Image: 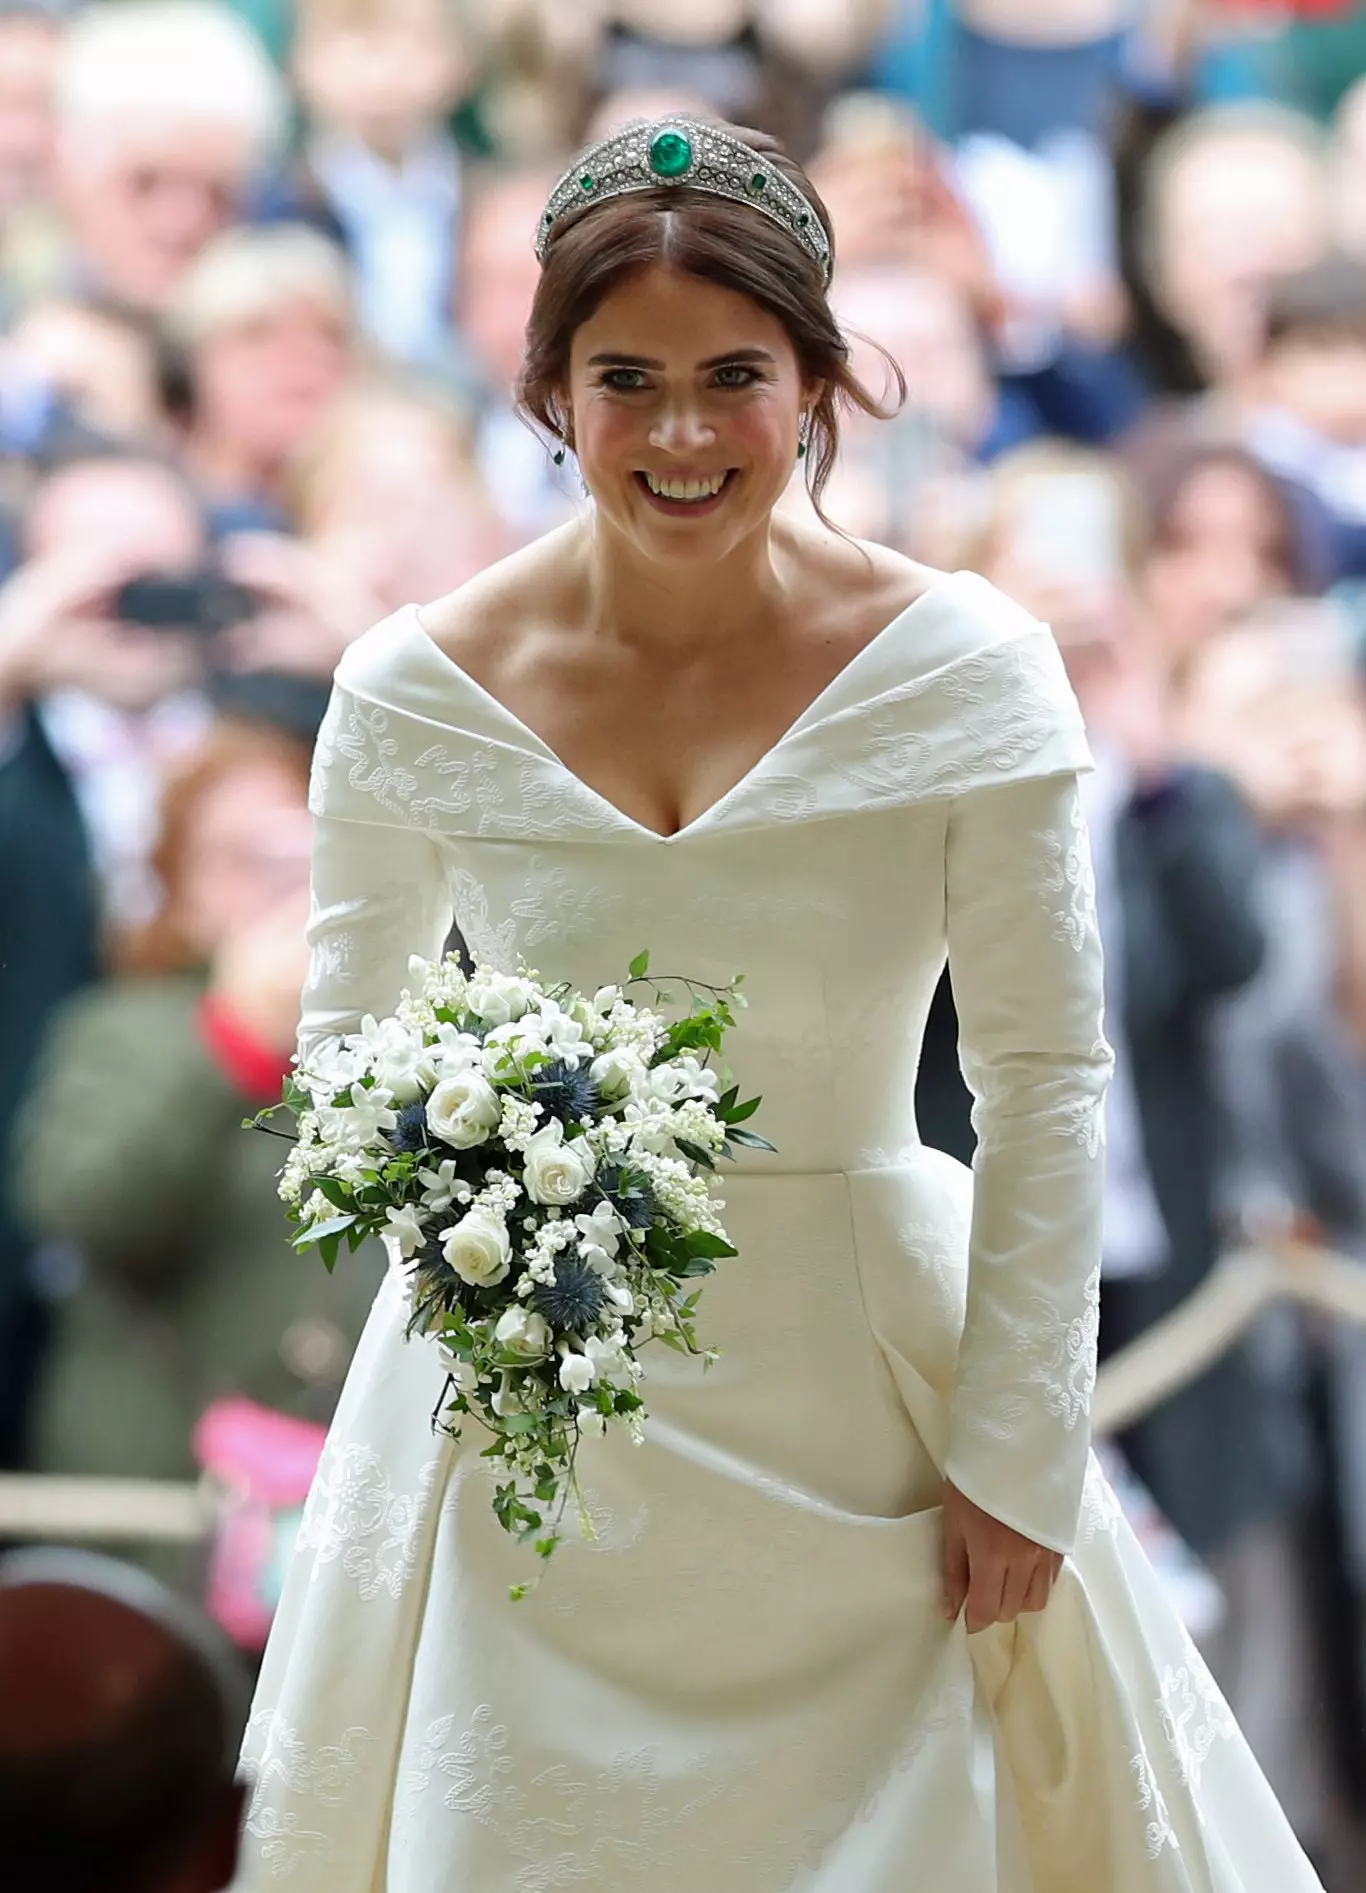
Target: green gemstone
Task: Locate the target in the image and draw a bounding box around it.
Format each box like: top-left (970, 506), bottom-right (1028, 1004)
top-left (798, 212), bottom-right (810, 226)
top-left (579, 173), bottom-right (595, 192)
top-left (750, 172), bottom-right (767, 192)
top-left (649, 131), bottom-right (693, 179)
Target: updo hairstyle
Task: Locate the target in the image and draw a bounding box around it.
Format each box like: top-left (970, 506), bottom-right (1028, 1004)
top-left (517, 125), bottom-right (904, 522)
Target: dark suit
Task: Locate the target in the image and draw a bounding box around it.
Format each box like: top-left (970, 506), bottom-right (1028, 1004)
top-left (0, 708), bottom-right (100, 1463)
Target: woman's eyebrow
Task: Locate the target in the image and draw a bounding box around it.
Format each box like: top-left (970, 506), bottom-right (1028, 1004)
top-left (585, 348), bottom-right (778, 370)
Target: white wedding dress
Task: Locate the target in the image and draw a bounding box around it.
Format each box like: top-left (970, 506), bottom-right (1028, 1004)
top-left (241, 571), bottom-right (1324, 1892)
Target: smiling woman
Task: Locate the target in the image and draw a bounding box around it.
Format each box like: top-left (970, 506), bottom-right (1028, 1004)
top-left (518, 123), bottom-right (902, 524)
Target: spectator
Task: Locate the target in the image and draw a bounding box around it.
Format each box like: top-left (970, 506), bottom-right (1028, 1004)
top-left (0, 450), bottom-right (209, 1466)
top-left (266, 0), bottom-right (482, 369)
top-left (455, 164), bottom-right (578, 539)
top-left (0, 0), bottom-right (63, 221)
top-left (0, 295), bottom-right (165, 456)
top-left (20, 0), bottom-right (285, 314)
top-left (0, 1546), bottom-right (250, 1893)
top-left (1139, 103), bottom-right (1334, 391)
top-left (287, 368), bottom-right (513, 614)
top-left (163, 223), bottom-right (355, 533)
top-left (1240, 255), bottom-right (1366, 580)
top-left (13, 721), bottom-right (381, 1590)
top-left (1125, 436), bottom-right (1320, 675)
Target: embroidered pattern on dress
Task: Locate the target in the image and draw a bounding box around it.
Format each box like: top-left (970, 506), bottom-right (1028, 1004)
top-left (294, 1440), bottom-right (439, 1600)
top-left (1159, 1659), bottom-right (1237, 1792)
top-left (1130, 1743), bottom-right (1179, 1859)
top-left (242, 1712), bottom-right (374, 1879)
top-left (510, 858), bottom-right (625, 949)
top-left (1037, 797), bottom-right (1098, 953)
top-left (447, 866), bottom-right (519, 969)
top-left (1077, 1454), bottom-right (1124, 1543)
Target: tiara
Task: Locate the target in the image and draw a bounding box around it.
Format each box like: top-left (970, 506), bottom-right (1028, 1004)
top-left (535, 119), bottom-right (833, 287)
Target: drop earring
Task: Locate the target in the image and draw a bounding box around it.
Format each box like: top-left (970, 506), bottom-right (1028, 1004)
top-left (553, 446), bottom-right (567, 467)
top-left (796, 415), bottom-right (810, 461)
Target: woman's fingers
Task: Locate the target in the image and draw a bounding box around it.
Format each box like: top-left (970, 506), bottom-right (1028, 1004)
top-left (942, 1515), bottom-right (970, 1623)
top-left (964, 1558), bottom-right (1008, 1635)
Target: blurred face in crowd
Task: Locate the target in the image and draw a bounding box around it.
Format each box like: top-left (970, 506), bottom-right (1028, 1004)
top-left (24, 458), bottom-right (206, 709)
top-left (0, 11), bottom-right (60, 213)
top-left (5, 298), bottom-right (161, 444)
top-left (833, 265), bottom-right (993, 451)
top-left (459, 173), bottom-right (554, 393)
top-left (300, 392), bottom-right (512, 607)
top-left (191, 295), bottom-right (352, 484)
top-left (566, 264), bottom-right (814, 571)
top-left (294, 0), bottom-right (471, 158)
top-left (1151, 129), bottom-right (1331, 383)
top-left (55, 117), bottom-right (256, 311)
top-left (176, 753), bottom-right (312, 959)
top-left (1258, 331), bottom-right (1366, 445)
top-left (1334, 79), bottom-right (1366, 255)
top-left (1137, 457), bottom-right (1294, 670)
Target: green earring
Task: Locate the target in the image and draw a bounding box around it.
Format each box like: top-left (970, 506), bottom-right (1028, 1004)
top-left (797, 416), bottom-right (809, 461)
top-left (553, 446), bottom-right (566, 466)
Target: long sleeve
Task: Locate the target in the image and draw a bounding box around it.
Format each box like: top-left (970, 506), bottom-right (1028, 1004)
top-left (942, 772), bottom-right (1114, 1555)
top-left (301, 812), bottom-right (453, 1058)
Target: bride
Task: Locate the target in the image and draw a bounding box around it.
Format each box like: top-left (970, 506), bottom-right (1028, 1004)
top-left (241, 119), bottom-right (1324, 1891)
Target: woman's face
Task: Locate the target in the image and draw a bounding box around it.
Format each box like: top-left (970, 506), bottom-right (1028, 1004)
top-left (565, 264), bottom-right (813, 569)
top-left (177, 758), bottom-right (312, 958)
top-left (195, 296), bottom-right (352, 474)
top-left (1138, 460), bottom-right (1291, 668)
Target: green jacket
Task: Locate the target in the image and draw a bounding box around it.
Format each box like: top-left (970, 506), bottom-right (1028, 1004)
top-left (15, 975), bottom-right (382, 1490)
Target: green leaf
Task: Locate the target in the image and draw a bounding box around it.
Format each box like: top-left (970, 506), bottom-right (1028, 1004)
top-left (684, 1229), bottom-right (737, 1259)
top-left (668, 1254), bottom-right (717, 1278)
top-left (673, 1138), bottom-right (716, 1171)
top-left (294, 1213), bottom-right (357, 1247)
top-left (628, 949), bottom-right (650, 980)
top-left (724, 1094), bottom-right (763, 1125)
top-left (306, 1175), bottom-right (355, 1212)
top-left (725, 1126), bottom-right (777, 1151)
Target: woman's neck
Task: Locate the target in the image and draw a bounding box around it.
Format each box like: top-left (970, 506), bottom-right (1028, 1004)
top-left (575, 513), bottom-right (802, 655)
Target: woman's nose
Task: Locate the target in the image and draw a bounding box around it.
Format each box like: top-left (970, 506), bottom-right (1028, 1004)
top-left (648, 403), bottom-right (716, 453)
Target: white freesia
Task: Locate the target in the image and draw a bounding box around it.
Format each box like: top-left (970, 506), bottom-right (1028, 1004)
top-left (354, 1014), bottom-right (428, 1100)
top-left (417, 1158), bottom-right (463, 1213)
top-left (465, 971), bottom-right (536, 1026)
top-left (481, 1015), bottom-right (548, 1080)
top-left (441, 1206), bottom-right (512, 1287)
top-left (583, 1332), bottom-right (630, 1384)
top-left (493, 1305), bottom-right (551, 1359)
top-left (535, 998), bottom-right (591, 1067)
top-left (557, 1348), bottom-right (596, 1394)
top-left (522, 1119), bottom-right (596, 1206)
top-left (316, 1084), bottom-right (397, 1150)
top-left (427, 1071), bottom-right (502, 1148)
top-left (573, 1199), bottom-right (623, 1256)
top-left (297, 1037), bottom-right (369, 1102)
top-left (384, 1205), bottom-right (425, 1258)
top-left (423, 1023), bottom-right (485, 1081)
top-left (589, 1045), bottom-right (646, 1100)
top-left (592, 985), bottom-right (621, 1013)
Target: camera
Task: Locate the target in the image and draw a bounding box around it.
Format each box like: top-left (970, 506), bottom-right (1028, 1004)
top-left (114, 569), bottom-right (260, 636)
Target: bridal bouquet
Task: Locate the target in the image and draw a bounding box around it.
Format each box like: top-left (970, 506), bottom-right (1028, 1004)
top-left (256, 951), bottom-right (770, 1596)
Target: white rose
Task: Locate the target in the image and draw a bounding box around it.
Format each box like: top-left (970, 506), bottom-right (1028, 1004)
top-left (589, 1045), bottom-right (645, 1100)
top-left (465, 972), bottom-right (535, 1027)
top-left (522, 1119), bottom-right (596, 1206)
top-left (426, 1072), bottom-right (502, 1149)
top-left (558, 1349), bottom-right (597, 1394)
top-left (441, 1207), bottom-right (512, 1287)
top-left (493, 1305), bottom-right (552, 1359)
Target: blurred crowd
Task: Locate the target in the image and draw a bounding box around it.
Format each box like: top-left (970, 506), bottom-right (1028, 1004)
top-left (2, 0), bottom-right (1366, 1881)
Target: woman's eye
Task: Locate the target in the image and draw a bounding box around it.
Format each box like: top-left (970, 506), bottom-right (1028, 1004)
top-left (601, 369), bottom-right (648, 391)
top-left (713, 365), bottom-right (760, 389)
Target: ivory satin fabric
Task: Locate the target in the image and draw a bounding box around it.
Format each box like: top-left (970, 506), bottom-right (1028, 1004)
top-left (241, 573), bottom-right (1324, 1892)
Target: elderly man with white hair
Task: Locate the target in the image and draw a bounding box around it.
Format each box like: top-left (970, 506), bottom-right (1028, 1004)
top-left (47, 0), bottom-right (286, 311)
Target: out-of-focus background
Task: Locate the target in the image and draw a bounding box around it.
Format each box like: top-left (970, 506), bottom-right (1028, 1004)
top-left (0, 0), bottom-right (1365, 1880)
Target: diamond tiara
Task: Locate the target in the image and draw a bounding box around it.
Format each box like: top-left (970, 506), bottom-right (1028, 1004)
top-left (535, 119), bottom-right (833, 287)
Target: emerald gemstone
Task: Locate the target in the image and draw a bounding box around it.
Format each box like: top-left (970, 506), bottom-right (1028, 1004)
top-left (798, 213), bottom-right (810, 226)
top-left (579, 174), bottom-right (595, 192)
top-left (649, 131), bottom-right (693, 179)
top-left (750, 172), bottom-right (767, 192)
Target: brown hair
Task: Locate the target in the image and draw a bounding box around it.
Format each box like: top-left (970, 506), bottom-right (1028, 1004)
top-left (516, 124), bottom-right (905, 525)
top-left (118, 720), bottom-right (312, 977)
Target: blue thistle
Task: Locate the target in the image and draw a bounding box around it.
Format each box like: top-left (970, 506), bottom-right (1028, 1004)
top-left (529, 1058), bottom-right (600, 1127)
top-left (532, 1253), bottom-right (607, 1334)
top-left (387, 1099), bottom-right (431, 1154)
top-left (597, 1159), bottom-right (656, 1229)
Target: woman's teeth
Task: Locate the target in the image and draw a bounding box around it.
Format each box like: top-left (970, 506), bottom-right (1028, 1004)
top-left (642, 472), bottom-right (728, 502)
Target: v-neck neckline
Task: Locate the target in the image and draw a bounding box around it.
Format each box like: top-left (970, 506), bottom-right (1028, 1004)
top-left (405, 573), bottom-right (968, 842)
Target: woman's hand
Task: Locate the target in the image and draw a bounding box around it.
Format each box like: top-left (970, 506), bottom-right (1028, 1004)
top-left (941, 1479), bottom-right (1063, 1633)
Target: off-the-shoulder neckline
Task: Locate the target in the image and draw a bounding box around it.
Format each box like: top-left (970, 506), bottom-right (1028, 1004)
top-left (395, 571), bottom-right (978, 843)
